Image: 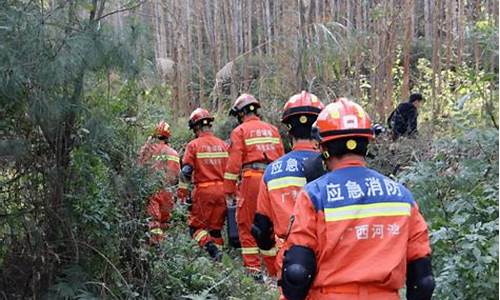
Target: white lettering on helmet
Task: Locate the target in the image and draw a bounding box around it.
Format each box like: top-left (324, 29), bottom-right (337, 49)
top-left (342, 115), bottom-right (359, 129)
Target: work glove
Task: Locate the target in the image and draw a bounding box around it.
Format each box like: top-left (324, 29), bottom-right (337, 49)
top-left (372, 123), bottom-right (386, 136)
top-left (177, 194), bottom-right (192, 211)
top-left (177, 187), bottom-right (189, 201)
top-left (185, 196), bottom-right (192, 211)
top-left (225, 194), bottom-right (237, 207)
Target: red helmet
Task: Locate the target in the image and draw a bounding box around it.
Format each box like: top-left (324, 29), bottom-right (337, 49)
top-left (189, 108), bottom-right (214, 129)
top-left (316, 98), bottom-right (373, 143)
top-left (229, 93), bottom-right (260, 116)
top-left (154, 120), bottom-right (171, 138)
top-left (282, 91), bottom-right (325, 123)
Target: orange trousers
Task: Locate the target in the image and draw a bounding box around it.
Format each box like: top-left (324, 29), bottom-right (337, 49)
top-left (307, 285), bottom-right (400, 300)
top-left (147, 189), bottom-right (174, 244)
top-left (237, 170), bottom-right (276, 275)
top-left (274, 237), bottom-right (286, 278)
top-left (189, 182), bottom-right (226, 247)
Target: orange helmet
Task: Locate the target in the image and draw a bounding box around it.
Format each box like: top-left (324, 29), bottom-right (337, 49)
top-left (154, 120), bottom-right (171, 138)
top-left (189, 108), bottom-right (214, 129)
top-left (229, 93), bottom-right (260, 116)
top-left (282, 91), bottom-right (325, 123)
top-left (316, 98), bottom-right (373, 144)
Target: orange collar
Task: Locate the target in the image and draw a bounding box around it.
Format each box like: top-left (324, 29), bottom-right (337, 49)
top-left (243, 115), bottom-right (260, 123)
top-left (292, 140), bottom-right (317, 152)
top-left (333, 157), bottom-right (366, 170)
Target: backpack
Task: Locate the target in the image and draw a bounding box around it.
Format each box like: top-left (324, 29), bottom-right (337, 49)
top-left (387, 108), bottom-right (397, 129)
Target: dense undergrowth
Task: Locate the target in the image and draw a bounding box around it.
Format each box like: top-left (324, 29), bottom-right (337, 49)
top-left (34, 116), bottom-right (497, 300)
top-left (147, 209), bottom-right (278, 300)
top-left (369, 121), bottom-right (498, 299)
top-left (36, 120), bottom-right (498, 300)
top-left (399, 129), bottom-right (499, 299)
top-left (44, 206), bottom-right (278, 300)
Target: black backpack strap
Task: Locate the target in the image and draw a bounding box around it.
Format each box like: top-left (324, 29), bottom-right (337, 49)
top-left (303, 154), bottom-right (327, 183)
top-left (387, 108), bottom-right (396, 129)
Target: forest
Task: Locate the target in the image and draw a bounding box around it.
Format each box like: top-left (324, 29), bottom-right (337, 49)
top-left (0, 0), bottom-right (498, 299)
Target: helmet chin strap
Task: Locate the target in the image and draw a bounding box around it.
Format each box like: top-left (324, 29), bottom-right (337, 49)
top-left (237, 112), bottom-right (244, 124)
top-left (158, 136), bottom-right (169, 143)
top-left (321, 149), bottom-right (330, 160)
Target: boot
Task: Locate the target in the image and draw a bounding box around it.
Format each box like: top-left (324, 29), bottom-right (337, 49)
top-left (250, 271), bottom-right (264, 284)
top-left (205, 241), bottom-right (223, 262)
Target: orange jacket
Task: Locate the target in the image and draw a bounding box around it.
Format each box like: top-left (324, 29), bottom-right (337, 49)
top-left (223, 115), bottom-right (284, 194)
top-left (286, 159), bottom-right (431, 292)
top-left (256, 140), bottom-right (318, 238)
top-left (181, 131), bottom-right (228, 184)
top-left (138, 137), bottom-right (156, 164)
top-left (138, 141), bottom-right (180, 185)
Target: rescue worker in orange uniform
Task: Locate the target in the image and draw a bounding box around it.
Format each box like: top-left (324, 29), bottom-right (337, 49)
top-left (251, 91), bottom-right (325, 276)
top-left (138, 121), bottom-right (180, 244)
top-left (280, 98), bottom-right (435, 300)
top-left (223, 93), bottom-right (285, 276)
top-left (177, 108), bottom-right (228, 261)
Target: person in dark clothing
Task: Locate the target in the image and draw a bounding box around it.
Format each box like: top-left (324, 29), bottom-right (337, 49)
top-left (303, 123), bottom-right (386, 182)
top-left (388, 93), bottom-right (424, 140)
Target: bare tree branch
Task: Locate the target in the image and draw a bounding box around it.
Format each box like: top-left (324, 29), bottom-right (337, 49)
top-left (96, 0), bottom-right (147, 21)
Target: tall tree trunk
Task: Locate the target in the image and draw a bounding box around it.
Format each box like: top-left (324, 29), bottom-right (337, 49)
top-left (491, 0), bottom-right (499, 73)
top-left (356, 1), bottom-right (362, 30)
top-left (424, 0), bottom-right (432, 42)
top-left (457, 0), bottom-right (464, 65)
top-left (244, 0), bottom-right (253, 90)
top-left (238, 0), bottom-right (244, 55)
top-left (221, 0), bottom-right (230, 63)
top-left (324, 0), bottom-right (331, 21)
top-left (314, 0), bottom-right (319, 23)
top-left (186, 0), bottom-right (193, 112)
top-left (212, 0), bottom-right (221, 74)
top-left (232, 0), bottom-right (240, 56)
top-left (169, 0), bottom-right (179, 120)
top-left (445, 0), bottom-right (453, 68)
top-left (153, 0), bottom-right (166, 60)
top-left (372, 6), bottom-right (382, 117)
top-left (256, 0), bottom-right (263, 57)
top-left (331, 0), bottom-right (336, 21)
top-left (221, 0), bottom-right (237, 99)
top-left (402, 0), bottom-right (414, 100)
top-left (166, 1), bottom-right (174, 58)
top-left (265, 0), bottom-right (273, 55)
top-left (382, 0), bottom-right (398, 120)
top-left (473, 0), bottom-right (481, 72)
top-left (202, 0), bottom-right (217, 94)
top-left (352, 1), bottom-right (363, 99)
top-left (196, 2), bottom-right (206, 107)
top-left (346, 0), bottom-right (351, 27)
top-left (431, 0), bottom-right (441, 117)
top-left (297, 0), bottom-right (307, 90)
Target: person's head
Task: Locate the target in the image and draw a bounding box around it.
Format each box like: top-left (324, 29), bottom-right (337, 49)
top-left (188, 108), bottom-right (214, 136)
top-left (281, 91), bottom-right (325, 143)
top-left (409, 93), bottom-right (424, 109)
top-left (229, 93), bottom-right (261, 123)
top-left (315, 98), bottom-right (374, 169)
top-left (154, 120), bottom-right (171, 143)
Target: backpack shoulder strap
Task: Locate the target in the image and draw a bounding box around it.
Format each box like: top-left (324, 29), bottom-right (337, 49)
top-left (387, 108), bottom-right (397, 128)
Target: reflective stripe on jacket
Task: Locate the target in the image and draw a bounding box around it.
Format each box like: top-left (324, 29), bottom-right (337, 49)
top-left (256, 140), bottom-right (318, 238)
top-left (182, 131), bottom-right (228, 185)
top-left (223, 115), bottom-right (284, 194)
top-left (139, 142), bottom-right (180, 185)
top-left (287, 160), bottom-right (431, 291)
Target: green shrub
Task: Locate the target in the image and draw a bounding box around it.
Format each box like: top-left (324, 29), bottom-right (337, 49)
top-left (148, 209), bottom-right (279, 300)
top-left (398, 128), bottom-right (499, 299)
